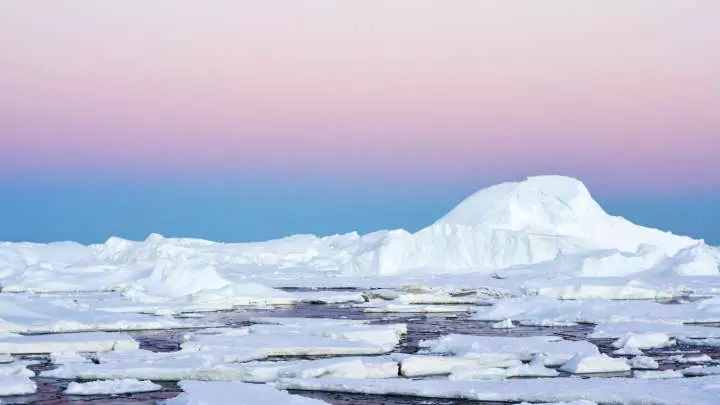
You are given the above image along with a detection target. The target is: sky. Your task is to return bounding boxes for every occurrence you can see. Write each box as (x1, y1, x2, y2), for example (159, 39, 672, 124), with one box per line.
(1, 1, 719, 244)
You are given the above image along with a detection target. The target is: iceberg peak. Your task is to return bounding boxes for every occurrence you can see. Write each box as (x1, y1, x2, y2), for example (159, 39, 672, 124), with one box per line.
(435, 175, 604, 234)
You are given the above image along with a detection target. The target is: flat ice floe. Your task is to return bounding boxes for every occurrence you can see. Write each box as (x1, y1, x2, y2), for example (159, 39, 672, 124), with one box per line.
(0, 331, 138, 354)
(278, 375, 720, 404)
(0, 363, 34, 377)
(64, 378, 162, 395)
(420, 334, 599, 367)
(558, 354, 630, 374)
(167, 380, 331, 405)
(400, 355, 522, 377)
(590, 321, 720, 339)
(0, 376, 36, 396)
(472, 296, 720, 325)
(0, 294, 200, 334)
(357, 302, 472, 313)
(43, 319, 407, 382)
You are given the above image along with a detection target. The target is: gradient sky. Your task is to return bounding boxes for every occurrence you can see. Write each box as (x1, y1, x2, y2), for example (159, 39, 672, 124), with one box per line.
(1, 1, 719, 244)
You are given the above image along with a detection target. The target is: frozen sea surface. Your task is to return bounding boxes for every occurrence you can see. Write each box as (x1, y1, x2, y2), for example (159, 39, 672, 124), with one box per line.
(2, 290, 718, 405)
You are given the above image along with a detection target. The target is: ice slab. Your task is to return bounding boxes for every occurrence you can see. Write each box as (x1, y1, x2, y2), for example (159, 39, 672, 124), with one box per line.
(167, 380, 331, 405)
(0, 377, 36, 396)
(611, 332, 674, 350)
(420, 334, 599, 367)
(0, 332, 138, 354)
(634, 370, 684, 379)
(0, 363, 34, 377)
(627, 356, 659, 370)
(683, 366, 720, 377)
(0, 294, 196, 334)
(473, 296, 720, 325)
(64, 379, 162, 395)
(278, 375, 720, 404)
(358, 302, 471, 313)
(450, 361, 559, 380)
(400, 355, 522, 377)
(591, 322, 720, 339)
(559, 354, 631, 374)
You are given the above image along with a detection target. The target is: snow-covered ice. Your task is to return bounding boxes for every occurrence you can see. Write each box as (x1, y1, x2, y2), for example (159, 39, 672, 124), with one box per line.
(167, 380, 331, 405)
(0, 377, 36, 396)
(627, 355, 659, 370)
(0, 332, 138, 354)
(400, 355, 522, 377)
(420, 334, 599, 366)
(64, 379, 162, 395)
(634, 370, 684, 379)
(558, 354, 631, 374)
(278, 375, 720, 404)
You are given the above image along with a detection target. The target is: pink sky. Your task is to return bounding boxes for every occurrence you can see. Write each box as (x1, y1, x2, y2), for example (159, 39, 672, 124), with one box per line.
(1, 1, 719, 193)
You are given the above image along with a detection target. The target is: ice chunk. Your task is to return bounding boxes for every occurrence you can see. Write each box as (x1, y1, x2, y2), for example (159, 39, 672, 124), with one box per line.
(667, 354, 714, 364)
(278, 375, 720, 404)
(634, 370, 684, 379)
(559, 354, 630, 374)
(0, 377, 36, 396)
(0, 363, 34, 377)
(400, 355, 522, 377)
(490, 319, 516, 329)
(359, 302, 471, 313)
(0, 332, 138, 354)
(683, 366, 720, 377)
(421, 334, 599, 366)
(627, 355, 659, 370)
(64, 379, 162, 395)
(611, 332, 674, 350)
(167, 380, 331, 405)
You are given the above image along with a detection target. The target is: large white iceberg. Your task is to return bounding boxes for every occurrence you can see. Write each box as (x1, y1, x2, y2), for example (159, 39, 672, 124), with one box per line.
(1, 176, 717, 294)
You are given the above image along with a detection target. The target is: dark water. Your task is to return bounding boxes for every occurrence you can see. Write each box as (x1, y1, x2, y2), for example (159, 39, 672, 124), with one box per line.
(8, 298, 720, 405)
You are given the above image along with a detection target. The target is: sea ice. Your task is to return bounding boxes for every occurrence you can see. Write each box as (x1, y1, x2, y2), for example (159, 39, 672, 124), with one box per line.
(277, 375, 720, 404)
(611, 332, 674, 350)
(64, 378, 162, 395)
(400, 355, 522, 377)
(558, 354, 630, 374)
(0, 332, 138, 354)
(634, 370, 684, 379)
(490, 318, 516, 329)
(420, 334, 599, 366)
(627, 355, 659, 370)
(0, 377, 36, 396)
(167, 380, 331, 405)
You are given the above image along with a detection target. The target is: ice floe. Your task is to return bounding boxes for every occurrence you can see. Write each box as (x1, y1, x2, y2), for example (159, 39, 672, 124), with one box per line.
(64, 378, 162, 395)
(278, 375, 720, 404)
(558, 354, 630, 374)
(0, 377, 36, 396)
(167, 380, 331, 405)
(420, 334, 599, 366)
(0, 332, 138, 354)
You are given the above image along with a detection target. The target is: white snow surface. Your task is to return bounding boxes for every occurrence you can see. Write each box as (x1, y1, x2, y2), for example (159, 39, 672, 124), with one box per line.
(0, 332, 138, 354)
(167, 380, 331, 405)
(0, 377, 36, 396)
(64, 379, 162, 395)
(420, 334, 599, 367)
(278, 375, 720, 404)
